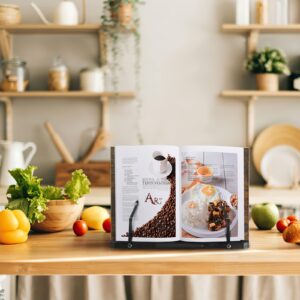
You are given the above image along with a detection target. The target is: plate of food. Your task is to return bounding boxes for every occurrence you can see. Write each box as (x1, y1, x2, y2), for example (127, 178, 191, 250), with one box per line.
(182, 183, 238, 238)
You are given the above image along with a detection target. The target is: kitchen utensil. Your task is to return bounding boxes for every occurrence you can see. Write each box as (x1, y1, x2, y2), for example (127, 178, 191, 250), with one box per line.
(253, 124, 300, 174)
(261, 145, 300, 188)
(80, 128, 108, 163)
(31, 197, 85, 233)
(48, 56, 70, 91)
(80, 67, 105, 92)
(0, 58, 29, 92)
(44, 122, 74, 163)
(0, 4, 21, 25)
(256, 0, 268, 24)
(31, 0, 86, 25)
(0, 141, 37, 186)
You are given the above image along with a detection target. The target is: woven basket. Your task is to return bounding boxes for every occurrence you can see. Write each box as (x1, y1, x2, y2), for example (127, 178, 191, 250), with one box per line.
(0, 4, 21, 25)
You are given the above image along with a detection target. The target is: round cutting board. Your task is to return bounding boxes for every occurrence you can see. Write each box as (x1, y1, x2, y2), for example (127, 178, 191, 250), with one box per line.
(253, 124, 300, 174)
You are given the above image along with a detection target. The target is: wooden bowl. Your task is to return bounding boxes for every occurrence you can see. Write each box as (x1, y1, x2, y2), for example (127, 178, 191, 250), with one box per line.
(31, 197, 85, 233)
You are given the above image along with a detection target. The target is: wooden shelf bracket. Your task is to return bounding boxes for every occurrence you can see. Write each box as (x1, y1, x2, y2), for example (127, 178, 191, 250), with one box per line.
(0, 29, 12, 59)
(247, 30, 259, 56)
(0, 97, 13, 141)
(247, 96, 257, 147)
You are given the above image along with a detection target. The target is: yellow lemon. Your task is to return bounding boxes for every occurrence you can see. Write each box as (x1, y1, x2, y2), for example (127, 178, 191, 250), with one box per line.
(81, 206, 109, 231)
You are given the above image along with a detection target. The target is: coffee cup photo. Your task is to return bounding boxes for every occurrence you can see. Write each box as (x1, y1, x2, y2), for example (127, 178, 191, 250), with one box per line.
(152, 151, 168, 174)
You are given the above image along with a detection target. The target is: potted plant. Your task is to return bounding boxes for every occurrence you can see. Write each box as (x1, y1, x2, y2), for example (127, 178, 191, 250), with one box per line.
(246, 47, 290, 91)
(6, 166, 91, 232)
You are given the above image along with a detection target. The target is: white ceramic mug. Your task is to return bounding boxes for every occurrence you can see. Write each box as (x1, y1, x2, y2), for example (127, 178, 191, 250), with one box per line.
(152, 151, 168, 174)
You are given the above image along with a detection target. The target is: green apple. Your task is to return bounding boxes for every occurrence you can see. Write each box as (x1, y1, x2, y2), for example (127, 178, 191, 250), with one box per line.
(251, 203, 279, 230)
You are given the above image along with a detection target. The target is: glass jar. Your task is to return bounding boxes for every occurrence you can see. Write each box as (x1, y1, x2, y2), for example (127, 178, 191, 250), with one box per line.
(0, 58, 29, 92)
(48, 56, 70, 91)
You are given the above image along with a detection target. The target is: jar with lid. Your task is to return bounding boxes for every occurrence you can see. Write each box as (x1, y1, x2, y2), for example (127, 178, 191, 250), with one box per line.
(48, 56, 70, 91)
(80, 67, 105, 92)
(0, 58, 29, 92)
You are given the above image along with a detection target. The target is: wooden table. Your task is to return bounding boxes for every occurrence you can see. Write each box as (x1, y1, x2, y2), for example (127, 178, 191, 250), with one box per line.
(0, 225, 299, 275)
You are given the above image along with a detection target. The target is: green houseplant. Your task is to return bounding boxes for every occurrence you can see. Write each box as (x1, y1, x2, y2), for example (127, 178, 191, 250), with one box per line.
(101, 0, 144, 143)
(246, 47, 290, 91)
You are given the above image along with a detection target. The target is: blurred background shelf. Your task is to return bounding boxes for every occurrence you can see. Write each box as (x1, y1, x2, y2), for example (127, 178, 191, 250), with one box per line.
(250, 186, 300, 206)
(0, 91, 135, 98)
(222, 90, 300, 98)
(0, 24, 101, 34)
(222, 24, 300, 33)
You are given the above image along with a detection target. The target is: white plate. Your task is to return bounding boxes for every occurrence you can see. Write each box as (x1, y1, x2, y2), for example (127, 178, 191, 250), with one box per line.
(261, 145, 300, 188)
(182, 184, 238, 238)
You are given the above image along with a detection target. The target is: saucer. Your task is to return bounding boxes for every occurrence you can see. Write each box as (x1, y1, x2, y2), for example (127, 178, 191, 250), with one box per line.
(149, 161, 172, 178)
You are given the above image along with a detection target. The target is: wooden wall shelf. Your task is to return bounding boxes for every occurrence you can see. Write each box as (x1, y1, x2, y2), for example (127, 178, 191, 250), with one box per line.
(221, 90, 300, 98)
(222, 24, 300, 33)
(0, 22, 135, 150)
(0, 91, 135, 98)
(0, 24, 101, 34)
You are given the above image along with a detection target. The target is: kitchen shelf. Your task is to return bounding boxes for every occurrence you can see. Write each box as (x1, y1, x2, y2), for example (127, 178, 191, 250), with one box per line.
(250, 185, 300, 206)
(221, 90, 300, 98)
(222, 24, 300, 33)
(0, 91, 135, 98)
(0, 24, 101, 34)
(221, 22, 300, 146)
(0, 22, 135, 148)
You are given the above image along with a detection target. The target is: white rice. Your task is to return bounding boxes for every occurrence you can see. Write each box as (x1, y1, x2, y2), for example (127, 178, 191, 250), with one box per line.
(182, 199, 208, 229)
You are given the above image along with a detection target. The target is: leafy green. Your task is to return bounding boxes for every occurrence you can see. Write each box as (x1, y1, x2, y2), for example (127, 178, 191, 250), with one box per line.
(246, 47, 290, 75)
(6, 166, 91, 223)
(64, 170, 91, 203)
(6, 166, 47, 224)
(43, 186, 63, 200)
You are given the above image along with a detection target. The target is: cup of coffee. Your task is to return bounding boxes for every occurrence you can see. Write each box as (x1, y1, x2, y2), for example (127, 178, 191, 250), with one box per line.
(152, 151, 168, 174)
(197, 166, 213, 183)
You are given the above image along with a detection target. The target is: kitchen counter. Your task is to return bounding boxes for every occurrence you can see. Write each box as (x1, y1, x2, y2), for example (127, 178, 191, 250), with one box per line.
(0, 225, 299, 275)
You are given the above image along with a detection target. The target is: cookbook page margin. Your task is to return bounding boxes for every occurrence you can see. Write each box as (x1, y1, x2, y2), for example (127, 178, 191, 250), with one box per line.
(180, 146, 245, 242)
(114, 145, 181, 242)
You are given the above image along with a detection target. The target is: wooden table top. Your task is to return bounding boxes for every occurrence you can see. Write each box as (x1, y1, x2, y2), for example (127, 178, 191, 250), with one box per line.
(0, 225, 299, 275)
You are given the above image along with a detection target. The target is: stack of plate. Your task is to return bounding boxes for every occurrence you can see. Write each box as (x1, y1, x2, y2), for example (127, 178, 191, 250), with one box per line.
(253, 124, 300, 189)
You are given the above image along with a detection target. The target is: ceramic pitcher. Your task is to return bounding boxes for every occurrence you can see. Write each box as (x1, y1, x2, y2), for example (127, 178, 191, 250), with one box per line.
(0, 141, 37, 186)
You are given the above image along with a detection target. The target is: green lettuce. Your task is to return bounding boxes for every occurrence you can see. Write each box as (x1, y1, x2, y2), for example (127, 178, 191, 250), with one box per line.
(6, 166, 47, 224)
(64, 169, 91, 203)
(6, 166, 91, 224)
(43, 186, 63, 200)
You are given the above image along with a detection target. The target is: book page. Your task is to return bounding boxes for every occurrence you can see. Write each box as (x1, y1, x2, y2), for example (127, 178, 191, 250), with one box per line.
(180, 146, 245, 242)
(114, 145, 181, 242)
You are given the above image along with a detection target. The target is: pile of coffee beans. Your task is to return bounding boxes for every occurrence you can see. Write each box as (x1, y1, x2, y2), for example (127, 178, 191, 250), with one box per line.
(132, 155, 176, 238)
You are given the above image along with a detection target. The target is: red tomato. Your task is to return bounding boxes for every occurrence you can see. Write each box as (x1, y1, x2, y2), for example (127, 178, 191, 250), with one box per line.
(276, 219, 290, 233)
(73, 220, 88, 236)
(103, 218, 111, 233)
(287, 215, 298, 222)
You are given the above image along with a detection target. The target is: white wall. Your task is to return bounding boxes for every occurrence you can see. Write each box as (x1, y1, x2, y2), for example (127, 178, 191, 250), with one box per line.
(1, 0, 300, 184)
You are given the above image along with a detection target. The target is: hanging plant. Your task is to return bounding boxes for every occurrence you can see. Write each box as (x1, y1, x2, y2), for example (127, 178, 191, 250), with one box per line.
(101, 0, 144, 144)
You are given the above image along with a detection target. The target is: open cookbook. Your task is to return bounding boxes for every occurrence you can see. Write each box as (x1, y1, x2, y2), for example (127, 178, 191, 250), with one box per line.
(111, 145, 249, 249)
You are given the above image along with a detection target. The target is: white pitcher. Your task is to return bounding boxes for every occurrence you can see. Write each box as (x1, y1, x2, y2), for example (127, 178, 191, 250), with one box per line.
(0, 141, 37, 186)
(31, 0, 83, 25)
